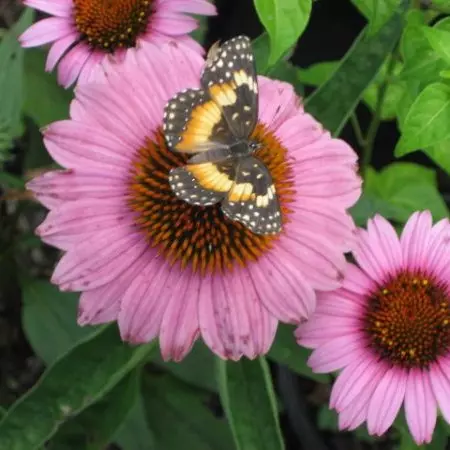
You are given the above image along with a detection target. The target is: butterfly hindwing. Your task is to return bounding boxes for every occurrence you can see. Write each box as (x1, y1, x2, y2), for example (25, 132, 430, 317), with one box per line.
(169, 161, 236, 207)
(163, 88, 234, 153)
(201, 35, 258, 140)
(221, 156, 281, 235)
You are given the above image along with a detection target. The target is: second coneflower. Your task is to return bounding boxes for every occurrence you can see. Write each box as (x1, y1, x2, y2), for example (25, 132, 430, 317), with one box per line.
(19, 0, 216, 87)
(28, 40, 361, 361)
(297, 212, 450, 444)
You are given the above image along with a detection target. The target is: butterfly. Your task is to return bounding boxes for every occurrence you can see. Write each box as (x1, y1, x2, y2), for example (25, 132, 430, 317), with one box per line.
(162, 35, 282, 235)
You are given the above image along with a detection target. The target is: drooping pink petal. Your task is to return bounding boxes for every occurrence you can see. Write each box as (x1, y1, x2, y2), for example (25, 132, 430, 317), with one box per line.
(118, 255, 174, 344)
(404, 369, 437, 445)
(199, 270, 277, 360)
(367, 367, 407, 436)
(160, 269, 201, 361)
(331, 358, 386, 412)
(430, 362, 450, 425)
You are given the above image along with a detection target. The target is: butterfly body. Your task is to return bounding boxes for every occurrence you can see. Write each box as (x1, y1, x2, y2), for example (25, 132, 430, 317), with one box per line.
(162, 35, 282, 235)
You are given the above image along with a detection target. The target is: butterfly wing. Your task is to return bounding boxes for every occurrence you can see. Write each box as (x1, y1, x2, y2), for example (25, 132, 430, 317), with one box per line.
(201, 35, 258, 140)
(169, 160, 236, 207)
(221, 156, 282, 235)
(163, 88, 234, 154)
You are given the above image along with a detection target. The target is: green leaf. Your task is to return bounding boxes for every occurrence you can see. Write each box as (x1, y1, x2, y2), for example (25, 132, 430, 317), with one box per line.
(254, 0, 312, 68)
(395, 83, 450, 156)
(252, 33, 303, 94)
(48, 370, 139, 450)
(143, 372, 234, 450)
(114, 397, 156, 450)
(22, 279, 98, 365)
(399, 19, 450, 87)
(23, 49, 72, 127)
(422, 25, 450, 64)
(268, 325, 327, 383)
(0, 325, 156, 450)
(432, 0, 450, 13)
(305, 0, 408, 135)
(217, 357, 285, 450)
(350, 192, 401, 226)
(423, 139, 450, 176)
(0, 9, 33, 155)
(365, 163, 449, 222)
(154, 341, 216, 392)
(299, 58, 405, 120)
(351, 0, 401, 35)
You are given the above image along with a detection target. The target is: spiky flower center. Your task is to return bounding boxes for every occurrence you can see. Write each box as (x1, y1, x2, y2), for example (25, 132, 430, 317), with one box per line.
(364, 272, 450, 369)
(73, 0, 151, 52)
(128, 126, 295, 275)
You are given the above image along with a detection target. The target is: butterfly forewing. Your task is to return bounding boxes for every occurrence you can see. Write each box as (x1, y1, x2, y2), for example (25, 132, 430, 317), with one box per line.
(163, 88, 234, 154)
(201, 35, 258, 140)
(221, 156, 282, 235)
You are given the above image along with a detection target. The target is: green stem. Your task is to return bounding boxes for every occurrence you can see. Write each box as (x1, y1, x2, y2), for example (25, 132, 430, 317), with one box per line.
(350, 114, 365, 149)
(361, 52, 398, 177)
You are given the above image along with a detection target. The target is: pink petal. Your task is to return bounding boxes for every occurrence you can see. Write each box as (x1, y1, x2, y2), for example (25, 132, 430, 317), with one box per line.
(290, 199, 357, 252)
(24, 0, 73, 17)
(57, 43, 92, 88)
(151, 12, 198, 35)
(36, 198, 130, 250)
(430, 362, 450, 426)
(366, 215, 403, 275)
(160, 269, 201, 361)
(158, 0, 217, 15)
(78, 254, 149, 325)
(425, 218, 450, 278)
(367, 367, 407, 436)
(46, 32, 80, 72)
(337, 367, 384, 431)
(307, 335, 367, 373)
(118, 256, 174, 344)
(353, 228, 390, 285)
(52, 231, 146, 291)
(278, 227, 346, 291)
(331, 358, 386, 411)
(43, 121, 131, 172)
(404, 369, 437, 445)
(341, 263, 376, 297)
(19, 17, 73, 47)
(199, 270, 277, 360)
(400, 211, 433, 272)
(248, 250, 316, 323)
(257, 78, 298, 130)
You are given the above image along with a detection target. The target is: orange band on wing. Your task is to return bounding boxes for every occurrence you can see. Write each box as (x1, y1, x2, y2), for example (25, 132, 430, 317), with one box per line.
(187, 163, 234, 192)
(176, 100, 222, 152)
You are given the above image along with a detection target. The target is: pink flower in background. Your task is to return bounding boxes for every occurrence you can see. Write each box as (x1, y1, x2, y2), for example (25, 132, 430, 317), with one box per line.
(19, 0, 216, 87)
(297, 212, 450, 445)
(27, 41, 360, 361)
